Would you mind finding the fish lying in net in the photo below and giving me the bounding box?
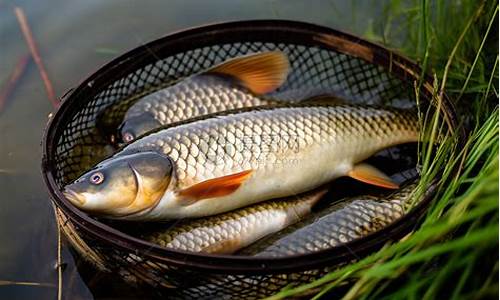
[118,51,290,144]
[144,188,327,254]
[63,104,419,220]
[240,181,420,257]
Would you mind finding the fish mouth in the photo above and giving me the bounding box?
[63,188,85,206]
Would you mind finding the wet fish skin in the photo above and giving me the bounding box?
[123,104,417,219]
[241,182,418,257]
[63,151,173,215]
[65,104,419,220]
[120,75,280,142]
[146,189,326,254]
[119,51,289,143]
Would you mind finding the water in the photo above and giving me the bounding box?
[0,1,399,299]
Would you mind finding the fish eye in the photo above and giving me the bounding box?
[90,172,105,185]
[122,132,135,143]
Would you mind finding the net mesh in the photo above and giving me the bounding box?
[45,22,441,299]
[53,41,416,185]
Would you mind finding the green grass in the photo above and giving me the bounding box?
[266,1,499,299]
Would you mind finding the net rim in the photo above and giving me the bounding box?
[41,19,462,274]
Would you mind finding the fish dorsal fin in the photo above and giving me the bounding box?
[348,163,399,189]
[178,170,253,205]
[206,51,290,95]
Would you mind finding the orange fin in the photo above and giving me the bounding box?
[201,238,242,254]
[178,170,253,205]
[347,163,399,189]
[207,51,290,94]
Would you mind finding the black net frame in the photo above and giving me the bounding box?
[41,20,462,298]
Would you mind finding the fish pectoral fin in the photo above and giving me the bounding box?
[206,51,290,94]
[201,238,242,254]
[347,163,399,189]
[178,170,253,205]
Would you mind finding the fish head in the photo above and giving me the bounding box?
[63,151,173,216]
[118,112,162,144]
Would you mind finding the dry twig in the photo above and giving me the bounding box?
[14,7,59,108]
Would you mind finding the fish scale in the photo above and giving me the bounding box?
[125,76,277,125]
[122,105,416,182]
[239,183,416,257]
[145,190,324,254]
[115,104,418,219]
[117,51,292,144]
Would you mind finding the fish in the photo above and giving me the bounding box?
[144,188,327,254]
[63,104,419,220]
[118,51,290,143]
[239,181,420,257]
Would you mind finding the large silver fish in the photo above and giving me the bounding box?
[241,181,420,257]
[145,188,327,254]
[118,51,289,143]
[63,104,419,220]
